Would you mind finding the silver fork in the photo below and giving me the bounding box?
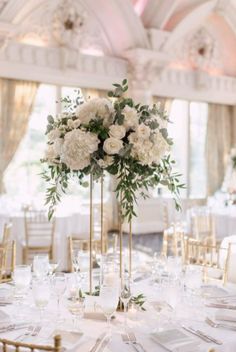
[121,333,139,352]
[206,317,236,331]
[31,326,41,337]
[15,325,34,341]
[128,331,147,352]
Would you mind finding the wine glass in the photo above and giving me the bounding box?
[52,272,67,321]
[67,297,85,331]
[13,265,31,299]
[32,279,51,322]
[120,275,132,329]
[152,252,167,284]
[99,285,119,336]
[33,255,49,279]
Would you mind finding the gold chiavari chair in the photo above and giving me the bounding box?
[23,210,55,264]
[190,207,216,245]
[182,238,231,285]
[0,334,61,352]
[0,240,16,283]
[1,223,12,247]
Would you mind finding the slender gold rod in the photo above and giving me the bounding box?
[119,193,123,286]
[89,173,93,295]
[129,220,132,278]
[101,173,104,255]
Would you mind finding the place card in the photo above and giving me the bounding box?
[151,328,200,352]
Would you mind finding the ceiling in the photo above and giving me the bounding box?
[0,0,236,76]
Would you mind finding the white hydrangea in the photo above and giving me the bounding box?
[103,137,123,155]
[136,123,151,139]
[75,98,114,126]
[109,125,126,140]
[53,138,63,154]
[61,129,99,170]
[47,128,61,142]
[45,144,58,162]
[122,105,139,130]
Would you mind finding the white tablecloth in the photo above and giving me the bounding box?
[0,276,235,352]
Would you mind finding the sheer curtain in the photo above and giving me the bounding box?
[206,104,235,196]
[0,79,39,193]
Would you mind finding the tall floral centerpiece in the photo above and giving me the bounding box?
[42,80,183,291]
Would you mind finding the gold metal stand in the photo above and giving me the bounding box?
[129,220,132,278]
[89,174,93,295]
[119,194,123,286]
[101,173,104,255]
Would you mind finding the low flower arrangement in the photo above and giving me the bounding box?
[42,80,184,221]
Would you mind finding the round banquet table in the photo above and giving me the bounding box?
[0,274,235,351]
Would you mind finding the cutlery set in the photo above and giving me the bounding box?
[181,325,222,345]
[122,331,146,352]
[15,325,41,341]
[89,332,109,352]
[205,317,236,331]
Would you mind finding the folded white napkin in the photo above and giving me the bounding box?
[151,328,200,352]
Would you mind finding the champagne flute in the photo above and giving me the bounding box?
[52,272,67,321]
[120,275,132,329]
[99,285,119,336]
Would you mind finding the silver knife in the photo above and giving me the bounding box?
[196,329,222,345]
[89,332,106,352]
[0,324,29,333]
[98,336,110,352]
[182,326,211,342]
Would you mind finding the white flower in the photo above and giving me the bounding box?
[47,128,61,141]
[67,119,74,129]
[97,156,114,168]
[103,137,123,155]
[128,132,139,144]
[109,125,126,139]
[122,105,139,130]
[75,98,114,126]
[45,144,58,161]
[136,123,150,139]
[61,129,99,170]
[53,138,63,154]
[73,119,81,129]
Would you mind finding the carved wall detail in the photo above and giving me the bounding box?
[186,28,221,71]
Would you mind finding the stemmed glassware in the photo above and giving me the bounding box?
[120,274,132,329]
[13,265,32,299]
[32,279,51,322]
[67,297,85,331]
[99,285,119,336]
[33,255,49,279]
[52,272,67,321]
[152,252,167,284]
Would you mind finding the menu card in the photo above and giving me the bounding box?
[151,328,200,352]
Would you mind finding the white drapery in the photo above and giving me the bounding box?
[0,79,39,193]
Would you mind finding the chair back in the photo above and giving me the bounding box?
[24,210,55,247]
[0,334,61,352]
[2,223,12,246]
[182,237,231,285]
[191,207,216,245]
[0,240,16,283]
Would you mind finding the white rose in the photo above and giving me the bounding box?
[122,105,139,130]
[103,137,123,155]
[73,119,81,128]
[47,128,61,141]
[128,132,139,144]
[61,129,99,170]
[67,119,74,129]
[136,123,150,139]
[109,125,126,139]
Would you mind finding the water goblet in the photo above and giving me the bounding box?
[99,285,119,336]
[67,297,85,331]
[33,254,49,279]
[52,272,67,321]
[13,265,31,299]
[32,279,51,322]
